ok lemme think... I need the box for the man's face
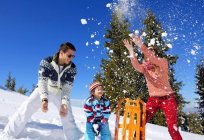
[61,49,75,65]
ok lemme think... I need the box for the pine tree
[142,10,187,126]
[184,113,203,134]
[5,72,12,90]
[17,86,28,95]
[10,78,16,91]
[95,12,148,112]
[5,72,16,91]
[195,59,204,134]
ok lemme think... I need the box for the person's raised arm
[123,39,144,73]
[131,35,167,66]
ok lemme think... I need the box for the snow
[128,33,134,37]
[167,44,173,49]
[112,0,137,23]
[85,42,89,46]
[150,38,156,46]
[106,3,112,8]
[142,32,147,37]
[94,41,100,46]
[134,30,139,35]
[191,49,197,55]
[80,19,87,25]
[90,34,94,38]
[0,88,203,140]
[162,32,168,37]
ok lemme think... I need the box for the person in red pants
[123,35,183,140]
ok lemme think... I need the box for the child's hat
[89,81,102,92]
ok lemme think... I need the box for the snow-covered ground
[0,88,203,140]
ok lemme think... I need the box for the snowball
[167,44,173,48]
[142,32,147,37]
[123,90,127,93]
[193,45,200,50]
[109,50,113,53]
[86,42,89,46]
[162,32,167,37]
[106,3,112,8]
[129,33,134,37]
[191,49,196,55]
[81,19,87,25]
[91,34,95,38]
[134,30,139,35]
[150,38,155,45]
[94,41,100,45]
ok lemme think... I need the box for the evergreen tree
[10,78,16,91]
[17,86,28,95]
[142,10,187,126]
[5,72,12,90]
[183,113,203,134]
[195,59,204,133]
[5,72,16,91]
[95,12,148,112]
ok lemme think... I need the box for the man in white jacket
[2,42,81,140]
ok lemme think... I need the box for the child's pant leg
[146,97,159,122]
[160,95,183,140]
[85,123,95,140]
[101,123,111,140]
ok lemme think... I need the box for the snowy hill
[0,86,6,90]
[0,88,203,140]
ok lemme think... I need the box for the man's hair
[59,42,76,53]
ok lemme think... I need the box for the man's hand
[41,99,48,113]
[60,104,68,117]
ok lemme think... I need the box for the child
[84,81,111,140]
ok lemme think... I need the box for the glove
[101,118,108,125]
[92,123,101,136]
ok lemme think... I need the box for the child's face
[93,86,104,98]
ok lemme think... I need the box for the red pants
[146,94,183,140]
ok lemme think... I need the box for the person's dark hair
[59,42,76,53]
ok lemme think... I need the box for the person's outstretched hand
[123,39,134,53]
[131,35,143,48]
[60,104,68,117]
[41,99,48,113]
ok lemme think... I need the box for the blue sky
[0,0,203,104]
